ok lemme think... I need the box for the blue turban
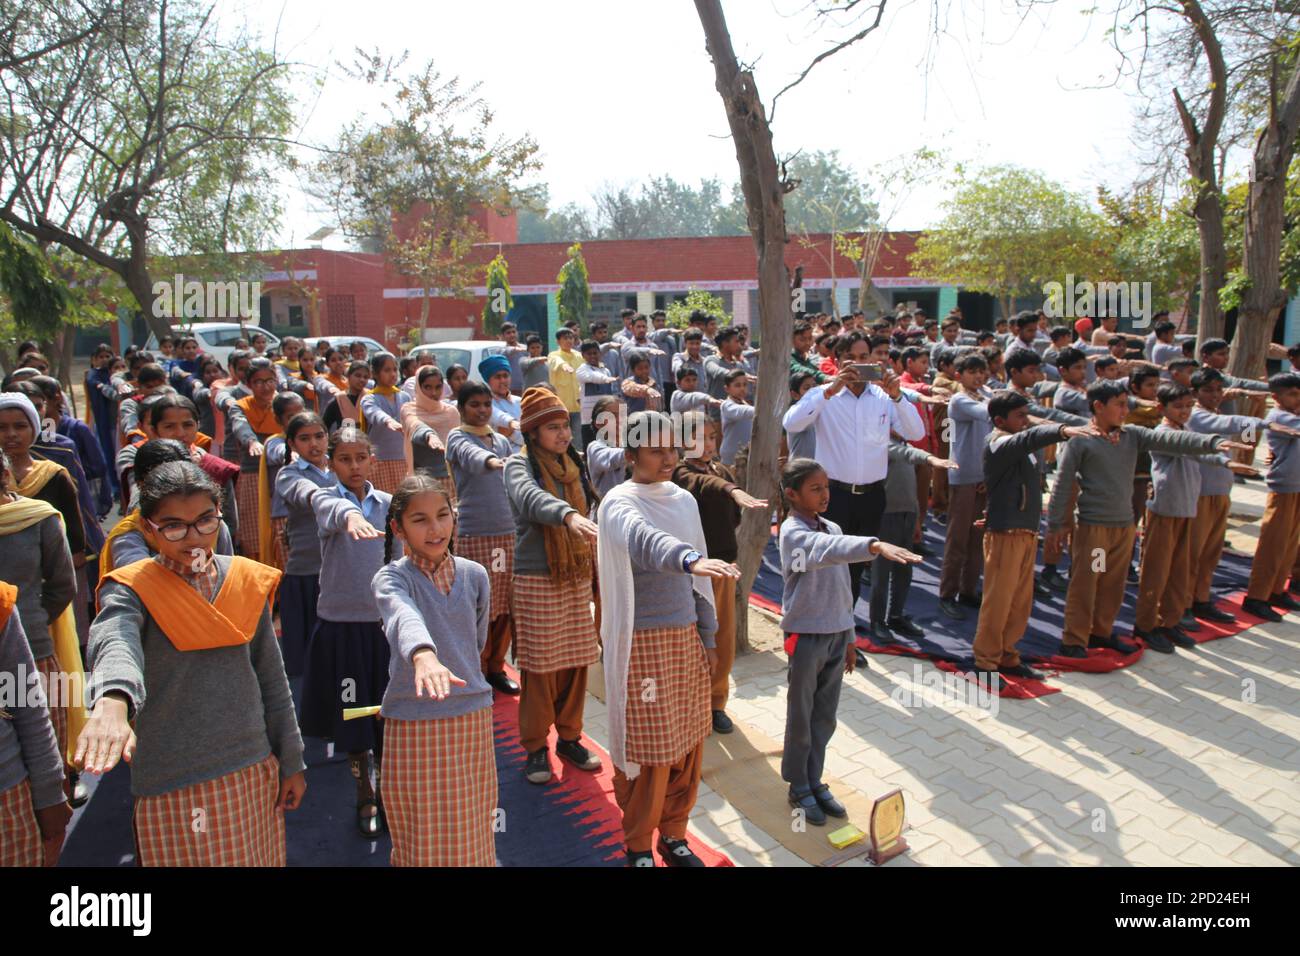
[478,354,511,381]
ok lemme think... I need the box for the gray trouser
[569,412,584,452]
[870,510,916,626]
[781,628,852,792]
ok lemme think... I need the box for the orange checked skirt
[33,655,67,767]
[235,474,261,558]
[370,458,408,495]
[0,779,43,867]
[383,708,497,867]
[510,572,601,674]
[456,533,514,621]
[132,754,285,867]
[624,625,712,767]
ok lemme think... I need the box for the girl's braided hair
[383,471,455,564]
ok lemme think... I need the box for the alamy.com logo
[1042,275,1153,328]
[151,273,261,320]
[50,886,151,936]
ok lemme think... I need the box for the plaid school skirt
[235,474,261,558]
[624,625,713,767]
[370,458,408,495]
[33,655,67,766]
[0,778,43,867]
[456,533,514,621]
[132,754,285,867]
[383,709,497,867]
[270,516,288,572]
[511,572,600,674]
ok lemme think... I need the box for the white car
[307,335,386,358]
[407,341,507,383]
[144,322,281,368]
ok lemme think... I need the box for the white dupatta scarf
[597,479,715,780]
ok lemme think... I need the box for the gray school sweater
[787,420,817,461]
[720,398,755,467]
[1148,423,1229,518]
[947,391,992,485]
[600,495,718,644]
[86,556,306,797]
[312,485,395,621]
[1188,406,1257,497]
[670,389,712,416]
[586,439,627,500]
[984,424,1066,532]
[504,454,582,576]
[1048,426,1225,531]
[358,391,410,462]
[884,441,931,515]
[446,430,515,538]
[1263,408,1300,493]
[0,515,75,661]
[1053,385,1091,418]
[0,610,65,809]
[274,461,336,576]
[372,557,493,721]
[778,514,878,635]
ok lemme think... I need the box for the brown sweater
[672,459,741,562]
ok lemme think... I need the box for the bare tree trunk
[696,0,793,653]
[1228,53,1300,381]
[1190,188,1227,344]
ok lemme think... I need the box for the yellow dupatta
[99,510,143,583]
[15,458,66,498]
[255,434,282,569]
[0,497,86,763]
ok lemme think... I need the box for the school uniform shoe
[957,592,983,609]
[1192,601,1234,624]
[1089,633,1139,655]
[524,747,552,784]
[788,788,827,827]
[971,669,1007,693]
[67,772,88,809]
[1058,644,1088,659]
[1269,591,1300,612]
[1033,577,1052,598]
[1177,613,1202,633]
[854,648,872,671]
[1289,577,1300,595]
[887,616,925,639]
[1000,662,1045,680]
[556,738,602,772]
[870,621,898,645]
[938,598,966,621]
[811,784,848,819]
[712,710,734,734]
[657,836,706,867]
[914,543,935,557]
[1127,565,1139,584]
[1040,569,1069,592]
[627,850,656,868]
[1135,627,1174,654]
[1242,598,1284,622]
[1164,626,1197,649]
[485,671,521,696]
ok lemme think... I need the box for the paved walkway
[582,479,1300,867]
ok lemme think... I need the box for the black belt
[829,478,881,496]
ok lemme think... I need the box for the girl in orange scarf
[400,366,460,504]
[229,359,279,562]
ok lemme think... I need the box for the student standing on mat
[321,361,371,435]
[359,352,411,494]
[1046,380,1239,659]
[373,473,498,867]
[586,396,629,500]
[504,386,603,785]
[446,381,520,696]
[80,461,305,866]
[778,458,921,826]
[598,411,738,867]
[226,358,279,561]
[274,413,335,679]
[262,392,306,573]
[1242,373,1300,622]
[672,411,768,735]
[0,579,71,866]
[301,429,393,838]
[400,365,460,504]
[938,352,992,621]
[975,392,1104,689]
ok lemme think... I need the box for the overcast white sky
[243,0,1228,248]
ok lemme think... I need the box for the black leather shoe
[1164,626,1196,649]
[1140,628,1174,654]
[1127,565,1139,584]
[788,788,827,827]
[1178,613,1202,633]
[1289,577,1300,595]
[627,849,656,867]
[68,772,88,809]
[1269,591,1300,612]
[1058,644,1088,659]
[1089,633,1139,655]
[971,668,1006,693]
[1000,662,1044,680]
[914,543,934,557]
[524,747,552,784]
[357,799,381,839]
[1192,601,1234,624]
[712,709,734,734]
[1243,598,1283,622]
[938,598,966,620]
[870,621,897,645]
[657,836,706,867]
[811,784,848,818]
[957,592,983,609]
[887,616,925,639]
[854,648,872,670]
[1040,569,1069,592]
[1033,577,1051,598]
[485,671,521,695]
[556,737,602,771]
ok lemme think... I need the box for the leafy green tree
[665,289,732,329]
[555,243,591,332]
[482,253,513,336]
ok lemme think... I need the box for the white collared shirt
[782,382,925,485]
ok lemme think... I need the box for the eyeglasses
[145,513,223,542]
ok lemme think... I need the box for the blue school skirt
[299,618,390,754]
[278,573,319,678]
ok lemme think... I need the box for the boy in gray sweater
[1243,374,1300,620]
[778,457,920,827]
[1046,380,1234,658]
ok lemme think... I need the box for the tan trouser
[1247,492,1300,600]
[1135,512,1192,632]
[480,614,513,676]
[518,666,588,753]
[972,531,1037,670]
[612,742,704,852]
[939,483,985,599]
[1063,523,1135,648]
[1189,495,1231,604]
[914,460,932,534]
[710,575,736,711]
[1044,481,1079,565]
[931,416,950,513]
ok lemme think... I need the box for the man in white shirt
[783,330,926,604]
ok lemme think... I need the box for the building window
[624,295,637,311]
[654,294,667,311]
[288,305,305,327]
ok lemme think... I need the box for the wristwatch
[682,549,702,572]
